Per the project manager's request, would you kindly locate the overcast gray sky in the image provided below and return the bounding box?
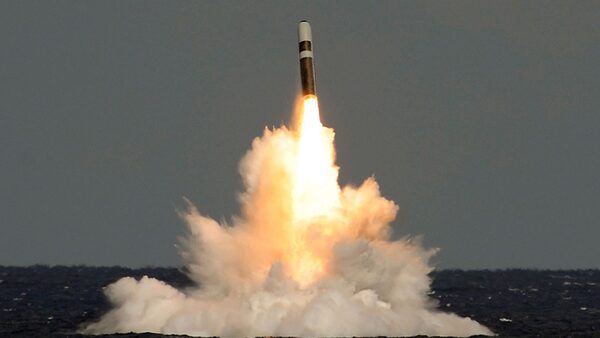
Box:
[2,1,599,269]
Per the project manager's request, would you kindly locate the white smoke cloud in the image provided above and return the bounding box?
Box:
[82,124,493,337]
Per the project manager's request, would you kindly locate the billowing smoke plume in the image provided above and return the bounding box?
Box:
[83,102,492,337]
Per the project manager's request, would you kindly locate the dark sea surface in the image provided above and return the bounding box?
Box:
[1,266,598,337]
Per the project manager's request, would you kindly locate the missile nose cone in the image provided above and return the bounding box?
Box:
[298,21,312,42]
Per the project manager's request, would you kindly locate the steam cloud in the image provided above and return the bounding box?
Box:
[83,122,493,337]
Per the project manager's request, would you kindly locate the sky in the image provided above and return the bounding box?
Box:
[1,1,599,269]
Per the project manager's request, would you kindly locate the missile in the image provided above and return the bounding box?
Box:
[298,21,316,97]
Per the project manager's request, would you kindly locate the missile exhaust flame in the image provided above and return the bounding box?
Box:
[288,95,340,285]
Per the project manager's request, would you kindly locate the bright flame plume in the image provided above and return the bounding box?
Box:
[83,96,493,337]
[288,96,341,285]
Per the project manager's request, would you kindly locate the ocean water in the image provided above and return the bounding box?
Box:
[1,266,598,337]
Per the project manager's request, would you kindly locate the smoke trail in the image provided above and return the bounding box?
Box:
[82,110,493,336]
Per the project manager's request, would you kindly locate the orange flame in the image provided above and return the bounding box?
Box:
[284,96,342,285]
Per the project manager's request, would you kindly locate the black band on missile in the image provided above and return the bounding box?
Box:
[299,41,312,52]
[300,57,316,96]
